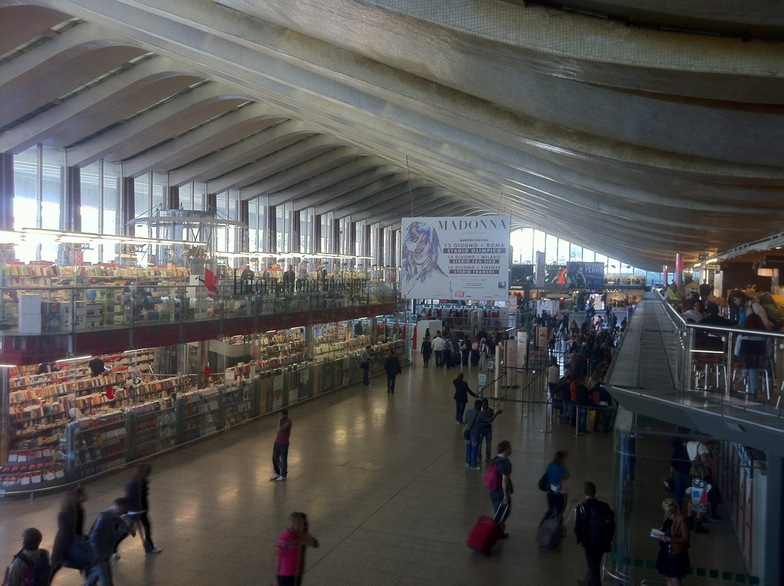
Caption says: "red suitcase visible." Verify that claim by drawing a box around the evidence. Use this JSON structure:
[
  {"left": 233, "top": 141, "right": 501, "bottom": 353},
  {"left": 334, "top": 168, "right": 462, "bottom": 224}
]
[{"left": 467, "top": 505, "right": 507, "bottom": 556}]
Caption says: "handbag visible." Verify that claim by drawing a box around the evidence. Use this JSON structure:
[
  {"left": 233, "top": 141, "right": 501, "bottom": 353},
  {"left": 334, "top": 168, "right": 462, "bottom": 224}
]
[
  {"left": 689, "top": 459, "right": 710, "bottom": 479},
  {"left": 464, "top": 409, "right": 480, "bottom": 441},
  {"left": 537, "top": 472, "right": 548, "bottom": 492}
]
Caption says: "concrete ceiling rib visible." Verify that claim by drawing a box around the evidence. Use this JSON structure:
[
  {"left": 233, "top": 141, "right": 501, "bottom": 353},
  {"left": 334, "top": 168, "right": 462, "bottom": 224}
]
[
  {"left": 123, "top": 104, "right": 283, "bottom": 177},
  {"left": 206, "top": 134, "right": 346, "bottom": 193},
  {"left": 62, "top": 79, "right": 252, "bottom": 165},
  {"left": 167, "top": 120, "right": 312, "bottom": 186}
]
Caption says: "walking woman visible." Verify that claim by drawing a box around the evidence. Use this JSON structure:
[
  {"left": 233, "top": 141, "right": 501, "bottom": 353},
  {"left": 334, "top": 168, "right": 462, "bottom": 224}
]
[
  {"left": 655, "top": 498, "right": 690, "bottom": 586},
  {"left": 539, "top": 450, "right": 569, "bottom": 526}
]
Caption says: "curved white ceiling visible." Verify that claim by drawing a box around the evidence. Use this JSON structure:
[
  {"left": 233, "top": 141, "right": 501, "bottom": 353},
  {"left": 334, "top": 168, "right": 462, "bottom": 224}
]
[{"left": 1, "top": 0, "right": 783, "bottom": 270}]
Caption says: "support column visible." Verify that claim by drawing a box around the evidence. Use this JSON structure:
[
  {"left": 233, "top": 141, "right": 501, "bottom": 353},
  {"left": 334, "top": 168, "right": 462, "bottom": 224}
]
[
  {"left": 121, "top": 177, "right": 135, "bottom": 236},
  {"left": 0, "top": 153, "right": 14, "bottom": 230},
  {"left": 239, "top": 200, "right": 249, "bottom": 252},
  {"left": 268, "top": 206, "right": 277, "bottom": 254},
  {"left": 314, "top": 214, "right": 321, "bottom": 254},
  {"left": 291, "top": 210, "right": 300, "bottom": 254},
  {"left": 64, "top": 166, "right": 81, "bottom": 232},
  {"left": 762, "top": 455, "right": 783, "bottom": 584},
  {"left": 166, "top": 185, "right": 179, "bottom": 210},
  {"left": 0, "top": 367, "right": 9, "bottom": 465}
]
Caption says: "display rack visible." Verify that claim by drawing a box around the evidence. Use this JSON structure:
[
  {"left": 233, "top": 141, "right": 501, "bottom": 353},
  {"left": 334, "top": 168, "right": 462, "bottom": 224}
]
[
  {"left": 126, "top": 398, "right": 177, "bottom": 460},
  {"left": 251, "top": 328, "right": 307, "bottom": 370},
  {"left": 66, "top": 410, "right": 128, "bottom": 478},
  {"left": 222, "top": 381, "right": 254, "bottom": 428},
  {"left": 178, "top": 386, "right": 221, "bottom": 443},
  {"left": 0, "top": 446, "right": 66, "bottom": 490}
]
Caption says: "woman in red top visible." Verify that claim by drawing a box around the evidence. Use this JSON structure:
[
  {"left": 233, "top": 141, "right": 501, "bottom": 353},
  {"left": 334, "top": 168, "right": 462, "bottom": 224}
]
[{"left": 276, "top": 512, "right": 319, "bottom": 585}]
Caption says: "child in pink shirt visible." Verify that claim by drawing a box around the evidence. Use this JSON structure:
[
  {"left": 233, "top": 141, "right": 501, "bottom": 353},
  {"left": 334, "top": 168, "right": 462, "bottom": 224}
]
[{"left": 276, "top": 512, "right": 319, "bottom": 585}]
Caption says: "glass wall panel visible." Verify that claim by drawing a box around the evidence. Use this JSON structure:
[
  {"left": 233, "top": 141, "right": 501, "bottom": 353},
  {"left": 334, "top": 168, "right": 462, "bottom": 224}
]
[
  {"left": 583, "top": 248, "right": 596, "bottom": 263},
  {"left": 193, "top": 182, "right": 205, "bottom": 211},
  {"left": 354, "top": 219, "right": 366, "bottom": 258},
  {"left": 544, "top": 234, "right": 558, "bottom": 264},
  {"left": 41, "top": 148, "right": 63, "bottom": 232},
  {"left": 570, "top": 242, "right": 582, "bottom": 262},
  {"left": 513, "top": 228, "right": 533, "bottom": 264},
  {"left": 275, "top": 204, "right": 291, "bottom": 253},
  {"left": 216, "top": 191, "right": 228, "bottom": 253},
  {"left": 556, "top": 238, "right": 569, "bottom": 265},
  {"left": 179, "top": 183, "right": 193, "bottom": 210},
  {"left": 320, "top": 212, "right": 332, "bottom": 254},
  {"left": 134, "top": 174, "right": 151, "bottom": 238},
  {"left": 13, "top": 147, "right": 39, "bottom": 262},
  {"left": 300, "top": 207, "right": 313, "bottom": 253},
  {"left": 104, "top": 161, "right": 121, "bottom": 237},
  {"left": 80, "top": 161, "right": 101, "bottom": 234},
  {"left": 532, "top": 229, "right": 546, "bottom": 259},
  {"left": 151, "top": 171, "right": 166, "bottom": 212}
]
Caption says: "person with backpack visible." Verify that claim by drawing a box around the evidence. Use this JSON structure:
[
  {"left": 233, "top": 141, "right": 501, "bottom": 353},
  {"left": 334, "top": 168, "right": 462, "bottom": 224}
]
[
  {"left": 5, "top": 527, "right": 51, "bottom": 586},
  {"left": 574, "top": 481, "right": 615, "bottom": 586},
  {"left": 486, "top": 440, "right": 513, "bottom": 537}
]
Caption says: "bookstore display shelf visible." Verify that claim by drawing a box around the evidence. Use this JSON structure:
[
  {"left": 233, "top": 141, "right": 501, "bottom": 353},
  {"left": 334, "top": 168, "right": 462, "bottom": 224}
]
[
  {"left": 178, "top": 387, "right": 222, "bottom": 444},
  {"left": 0, "top": 447, "right": 66, "bottom": 493},
  {"left": 222, "top": 382, "right": 254, "bottom": 428},
  {"left": 126, "top": 399, "right": 177, "bottom": 460},
  {"left": 67, "top": 411, "right": 128, "bottom": 479},
  {"left": 2, "top": 346, "right": 407, "bottom": 492}
]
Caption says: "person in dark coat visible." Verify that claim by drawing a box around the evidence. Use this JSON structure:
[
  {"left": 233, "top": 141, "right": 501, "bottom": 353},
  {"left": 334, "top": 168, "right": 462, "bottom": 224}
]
[
  {"left": 85, "top": 497, "right": 133, "bottom": 586},
  {"left": 452, "top": 372, "right": 477, "bottom": 424},
  {"left": 574, "top": 481, "right": 615, "bottom": 586},
  {"left": 116, "top": 464, "right": 161, "bottom": 555},
  {"left": 51, "top": 486, "right": 89, "bottom": 578},
  {"left": 420, "top": 336, "right": 432, "bottom": 368},
  {"left": 384, "top": 350, "right": 402, "bottom": 394}
]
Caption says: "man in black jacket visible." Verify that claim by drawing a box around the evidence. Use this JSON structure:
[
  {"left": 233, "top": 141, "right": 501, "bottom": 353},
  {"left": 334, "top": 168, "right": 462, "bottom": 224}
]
[
  {"left": 452, "top": 372, "right": 477, "bottom": 424},
  {"left": 574, "top": 481, "right": 615, "bottom": 586}
]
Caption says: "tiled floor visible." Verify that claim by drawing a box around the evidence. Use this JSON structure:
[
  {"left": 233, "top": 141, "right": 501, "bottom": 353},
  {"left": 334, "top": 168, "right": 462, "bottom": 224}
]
[{"left": 0, "top": 355, "right": 746, "bottom": 585}]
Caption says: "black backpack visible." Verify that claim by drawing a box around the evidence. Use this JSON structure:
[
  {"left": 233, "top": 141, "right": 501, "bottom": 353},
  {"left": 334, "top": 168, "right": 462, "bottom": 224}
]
[
  {"left": 582, "top": 502, "right": 615, "bottom": 552},
  {"left": 12, "top": 549, "right": 51, "bottom": 586}
]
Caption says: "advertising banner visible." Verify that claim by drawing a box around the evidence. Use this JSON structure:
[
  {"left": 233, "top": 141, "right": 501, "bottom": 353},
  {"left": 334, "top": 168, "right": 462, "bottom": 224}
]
[
  {"left": 509, "top": 264, "right": 534, "bottom": 289},
  {"left": 544, "top": 262, "right": 604, "bottom": 288},
  {"left": 401, "top": 216, "right": 510, "bottom": 301}
]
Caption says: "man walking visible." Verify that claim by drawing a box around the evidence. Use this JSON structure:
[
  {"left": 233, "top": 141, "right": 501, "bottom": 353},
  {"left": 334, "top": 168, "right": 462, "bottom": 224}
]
[
  {"left": 452, "top": 372, "right": 477, "bottom": 424},
  {"left": 489, "top": 440, "right": 513, "bottom": 537},
  {"left": 270, "top": 409, "right": 292, "bottom": 481},
  {"left": 432, "top": 333, "right": 445, "bottom": 368},
  {"left": 574, "top": 481, "right": 615, "bottom": 586},
  {"left": 85, "top": 497, "right": 133, "bottom": 586},
  {"left": 384, "top": 349, "right": 402, "bottom": 394}
]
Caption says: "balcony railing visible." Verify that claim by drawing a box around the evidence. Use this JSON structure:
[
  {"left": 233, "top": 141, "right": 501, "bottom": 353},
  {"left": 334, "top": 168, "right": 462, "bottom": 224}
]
[{"left": 0, "top": 278, "right": 399, "bottom": 336}]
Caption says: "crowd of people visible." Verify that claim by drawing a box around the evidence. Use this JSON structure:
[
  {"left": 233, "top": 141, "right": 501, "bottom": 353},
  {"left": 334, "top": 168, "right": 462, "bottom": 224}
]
[
  {"left": 420, "top": 328, "right": 508, "bottom": 372},
  {"left": 5, "top": 463, "right": 162, "bottom": 586},
  {"left": 6, "top": 457, "right": 318, "bottom": 586}
]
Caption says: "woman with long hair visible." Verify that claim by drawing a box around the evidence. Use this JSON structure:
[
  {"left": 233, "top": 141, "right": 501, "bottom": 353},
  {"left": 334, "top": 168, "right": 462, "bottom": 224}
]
[{"left": 656, "top": 498, "right": 690, "bottom": 585}]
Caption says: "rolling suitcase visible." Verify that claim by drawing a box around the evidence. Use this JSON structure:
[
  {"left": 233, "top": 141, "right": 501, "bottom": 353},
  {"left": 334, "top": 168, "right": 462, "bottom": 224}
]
[
  {"left": 467, "top": 504, "right": 508, "bottom": 556},
  {"left": 536, "top": 517, "right": 564, "bottom": 550},
  {"left": 536, "top": 505, "right": 574, "bottom": 551}
]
